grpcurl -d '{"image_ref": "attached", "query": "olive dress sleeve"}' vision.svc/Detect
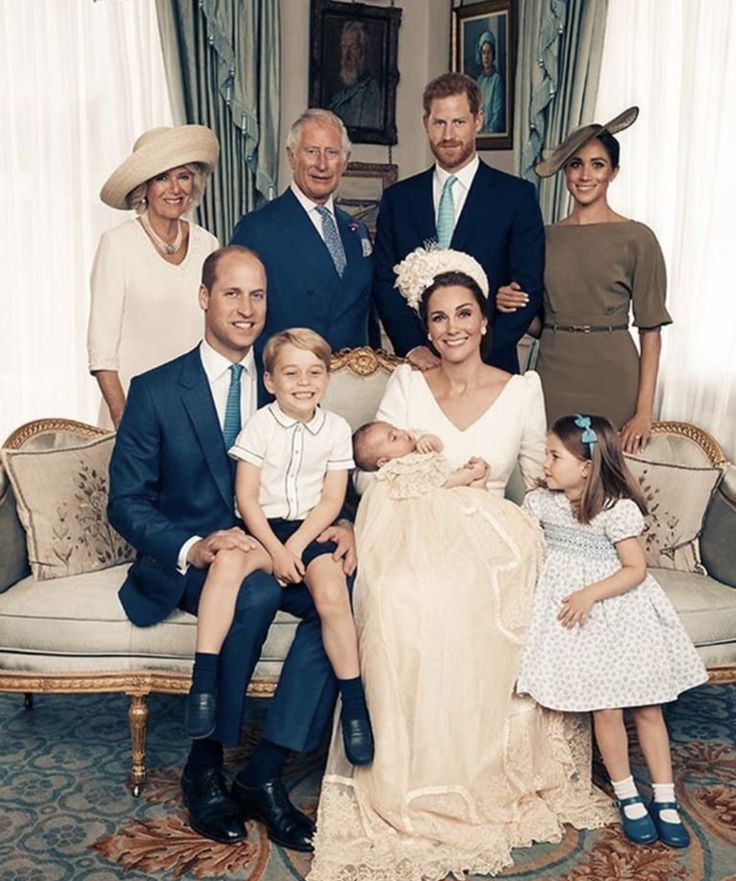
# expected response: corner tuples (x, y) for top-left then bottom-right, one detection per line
(630, 223), (672, 330)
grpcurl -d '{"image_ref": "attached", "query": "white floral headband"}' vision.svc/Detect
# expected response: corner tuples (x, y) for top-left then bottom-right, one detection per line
(393, 245), (490, 311)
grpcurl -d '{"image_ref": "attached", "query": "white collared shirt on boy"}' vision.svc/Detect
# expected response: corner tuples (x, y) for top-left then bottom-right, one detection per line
(229, 401), (354, 520)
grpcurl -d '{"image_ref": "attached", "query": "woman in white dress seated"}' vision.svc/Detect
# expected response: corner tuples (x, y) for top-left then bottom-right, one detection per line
(309, 248), (614, 881)
(87, 125), (220, 428)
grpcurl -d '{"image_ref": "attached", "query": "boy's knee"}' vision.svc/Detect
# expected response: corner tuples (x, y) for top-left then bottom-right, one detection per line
(311, 580), (351, 620)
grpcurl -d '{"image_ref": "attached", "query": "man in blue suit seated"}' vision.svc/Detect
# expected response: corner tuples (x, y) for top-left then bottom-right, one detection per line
(108, 245), (355, 852)
(230, 108), (378, 362)
(373, 72), (545, 374)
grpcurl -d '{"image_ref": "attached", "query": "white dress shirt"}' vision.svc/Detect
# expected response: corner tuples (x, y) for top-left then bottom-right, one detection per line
(290, 182), (339, 243)
(176, 339), (257, 572)
(229, 402), (354, 520)
(432, 155), (480, 228)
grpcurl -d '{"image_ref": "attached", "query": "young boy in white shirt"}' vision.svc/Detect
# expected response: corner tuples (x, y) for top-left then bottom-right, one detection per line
(185, 328), (373, 766)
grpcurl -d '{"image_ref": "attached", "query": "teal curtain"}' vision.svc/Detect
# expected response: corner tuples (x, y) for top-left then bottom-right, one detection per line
(514, 0), (608, 222)
(155, 0), (280, 244)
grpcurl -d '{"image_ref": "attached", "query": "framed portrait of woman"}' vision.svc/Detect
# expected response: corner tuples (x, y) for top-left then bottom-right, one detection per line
(451, 0), (516, 150)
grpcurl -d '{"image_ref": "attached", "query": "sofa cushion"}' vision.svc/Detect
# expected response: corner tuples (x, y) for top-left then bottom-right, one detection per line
(624, 455), (722, 574)
(652, 567), (736, 665)
(1, 435), (134, 581)
(0, 565), (299, 678)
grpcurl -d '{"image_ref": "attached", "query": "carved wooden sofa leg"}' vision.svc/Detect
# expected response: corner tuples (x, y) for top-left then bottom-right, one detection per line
(128, 692), (149, 797)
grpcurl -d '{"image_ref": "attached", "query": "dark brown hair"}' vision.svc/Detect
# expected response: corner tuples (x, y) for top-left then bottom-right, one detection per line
(423, 73), (481, 117)
(352, 421), (382, 472)
(550, 414), (648, 524)
(200, 244), (262, 292)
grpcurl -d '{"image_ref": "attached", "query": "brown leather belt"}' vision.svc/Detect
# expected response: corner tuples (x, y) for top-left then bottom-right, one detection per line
(543, 323), (628, 333)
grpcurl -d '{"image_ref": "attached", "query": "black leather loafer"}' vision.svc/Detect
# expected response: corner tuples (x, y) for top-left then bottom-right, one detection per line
(181, 766), (246, 844)
(231, 776), (314, 852)
(342, 717), (375, 766)
(185, 691), (216, 740)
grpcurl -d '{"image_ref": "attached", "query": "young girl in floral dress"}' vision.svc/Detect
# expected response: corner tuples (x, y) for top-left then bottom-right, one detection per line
(517, 414), (708, 848)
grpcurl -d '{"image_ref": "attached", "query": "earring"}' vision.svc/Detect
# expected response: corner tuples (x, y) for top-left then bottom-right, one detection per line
(481, 326), (487, 336)
(427, 333), (432, 341)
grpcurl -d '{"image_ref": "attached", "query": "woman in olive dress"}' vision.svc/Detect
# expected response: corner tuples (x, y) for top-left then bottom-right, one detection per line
(497, 107), (671, 454)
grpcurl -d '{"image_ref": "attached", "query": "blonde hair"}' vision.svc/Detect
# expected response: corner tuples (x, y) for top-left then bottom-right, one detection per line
(128, 162), (208, 214)
(549, 414), (648, 524)
(263, 328), (332, 374)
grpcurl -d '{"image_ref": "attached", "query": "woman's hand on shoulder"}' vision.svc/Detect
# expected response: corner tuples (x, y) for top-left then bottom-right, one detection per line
(406, 345), (440, 372)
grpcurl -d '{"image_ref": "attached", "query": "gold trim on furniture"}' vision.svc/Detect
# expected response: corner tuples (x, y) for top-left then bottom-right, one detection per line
(650, 421), (729, 468)
(330, 346), (404, 375)
(3, 417), (111, 450)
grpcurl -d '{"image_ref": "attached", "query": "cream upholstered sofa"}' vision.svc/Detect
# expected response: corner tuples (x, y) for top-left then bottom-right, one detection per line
(1, 347), (735, 795)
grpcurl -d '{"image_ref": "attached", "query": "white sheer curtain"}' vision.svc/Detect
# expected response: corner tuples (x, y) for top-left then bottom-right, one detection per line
(595, 0), (736, 460)
(0, 0), (172, 442)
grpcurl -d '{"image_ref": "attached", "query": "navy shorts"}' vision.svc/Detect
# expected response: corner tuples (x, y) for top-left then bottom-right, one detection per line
(268, 518), (338, 568)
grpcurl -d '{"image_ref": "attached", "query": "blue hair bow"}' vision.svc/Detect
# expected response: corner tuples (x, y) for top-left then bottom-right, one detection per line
(573, 414), (597, 456)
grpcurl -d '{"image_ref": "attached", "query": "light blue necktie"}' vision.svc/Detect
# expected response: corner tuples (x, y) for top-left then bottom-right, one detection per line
(436, 174), (458, 248)
(315, 205), (347, 276)
(223, 363), (244, 448)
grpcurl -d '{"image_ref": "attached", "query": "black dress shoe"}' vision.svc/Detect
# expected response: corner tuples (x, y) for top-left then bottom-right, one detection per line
(181, 766), (246, 844)
(186, 691), (216, 739)
(231, 776), (314, 852)
(342, 717), (374, 765)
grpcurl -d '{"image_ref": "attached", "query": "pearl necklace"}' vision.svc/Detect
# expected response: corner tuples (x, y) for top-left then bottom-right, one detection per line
(140, 211), (184, 256)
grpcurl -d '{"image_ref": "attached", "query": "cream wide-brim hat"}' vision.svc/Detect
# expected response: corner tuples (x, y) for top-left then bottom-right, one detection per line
(100, 124), (220, 210)
(534, 106), (639, 178)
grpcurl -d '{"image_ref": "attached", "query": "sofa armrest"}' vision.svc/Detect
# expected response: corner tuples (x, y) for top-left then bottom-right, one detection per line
(701, 464), (736, 589)
(0, 469), (30, 592)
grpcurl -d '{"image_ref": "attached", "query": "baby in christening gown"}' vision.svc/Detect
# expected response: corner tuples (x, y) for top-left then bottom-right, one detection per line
(308, 421), (614, 881)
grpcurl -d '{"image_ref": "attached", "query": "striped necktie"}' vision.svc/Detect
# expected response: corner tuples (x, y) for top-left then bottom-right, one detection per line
(436, 174), (458, 248)
(222, 363), (244, 448)
(315, 205), (347, 276)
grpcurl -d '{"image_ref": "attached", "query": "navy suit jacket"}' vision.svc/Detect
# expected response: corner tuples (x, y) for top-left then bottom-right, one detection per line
(230, 188), (378, 361)
(108, 346), (268, 627)
(373, 160), (544, 373)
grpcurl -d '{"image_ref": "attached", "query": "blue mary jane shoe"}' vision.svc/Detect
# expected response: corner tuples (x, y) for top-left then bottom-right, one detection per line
(650, 801), (691, 848)
(616, 795), (658, 845)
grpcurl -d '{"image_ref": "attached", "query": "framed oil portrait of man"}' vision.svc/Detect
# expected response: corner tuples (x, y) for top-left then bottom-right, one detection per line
(451, 0), (516, 150)
(309, 0), (402, 145)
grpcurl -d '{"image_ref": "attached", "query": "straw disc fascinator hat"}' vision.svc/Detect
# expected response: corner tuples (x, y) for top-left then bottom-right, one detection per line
(535, 106), (639, 178)
(100, 124), (220, 210)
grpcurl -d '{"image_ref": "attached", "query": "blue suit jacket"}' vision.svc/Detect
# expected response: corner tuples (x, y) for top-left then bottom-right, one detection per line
(230, 189), (378, 360)
(108, 346), (268, 627)
(372, 161), (544, 373)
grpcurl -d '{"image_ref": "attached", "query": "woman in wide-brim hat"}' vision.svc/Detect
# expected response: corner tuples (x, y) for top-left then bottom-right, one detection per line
(87, 124), (220, 428)
(497, 108), (671, 452)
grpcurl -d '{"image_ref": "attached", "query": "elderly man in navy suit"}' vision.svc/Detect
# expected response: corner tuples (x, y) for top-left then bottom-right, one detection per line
(373, 72), (545, 374)
(108, 246), (355, 852)
(231, 109), (377, 360)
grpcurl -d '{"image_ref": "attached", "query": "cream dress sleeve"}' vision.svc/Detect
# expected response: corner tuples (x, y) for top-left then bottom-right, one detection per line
(87, 226), (127, 373)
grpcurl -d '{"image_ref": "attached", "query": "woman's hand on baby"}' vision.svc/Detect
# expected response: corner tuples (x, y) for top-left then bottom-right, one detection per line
(415, 433), (443, 454)
(465, 457), (490, 485)
(272, 544), (305, 585)
(558, 588), (595, 628)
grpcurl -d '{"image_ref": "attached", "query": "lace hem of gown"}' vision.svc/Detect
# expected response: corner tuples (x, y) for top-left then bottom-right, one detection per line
(309, 710), (615, 881)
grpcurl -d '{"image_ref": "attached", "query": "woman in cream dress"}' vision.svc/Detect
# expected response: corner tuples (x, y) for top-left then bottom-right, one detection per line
(309, 249), (614, 881)
(88, 125), (220, 428)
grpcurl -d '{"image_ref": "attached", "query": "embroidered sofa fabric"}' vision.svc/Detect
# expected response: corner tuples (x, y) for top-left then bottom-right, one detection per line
(1, 436), (134, 581)
(624, 455), (722, 574)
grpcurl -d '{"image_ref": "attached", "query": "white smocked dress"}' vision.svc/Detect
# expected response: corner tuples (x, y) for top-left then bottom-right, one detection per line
(516, 488), (708, 712)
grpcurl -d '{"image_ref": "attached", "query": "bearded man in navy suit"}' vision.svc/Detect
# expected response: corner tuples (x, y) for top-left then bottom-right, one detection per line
(231, 109), (377, 361)
(108, 246), (355, 852)
(373, 72), (544, 374)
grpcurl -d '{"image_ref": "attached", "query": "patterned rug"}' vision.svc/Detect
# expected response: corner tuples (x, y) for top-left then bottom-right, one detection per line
(1, 684), (734, 881)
